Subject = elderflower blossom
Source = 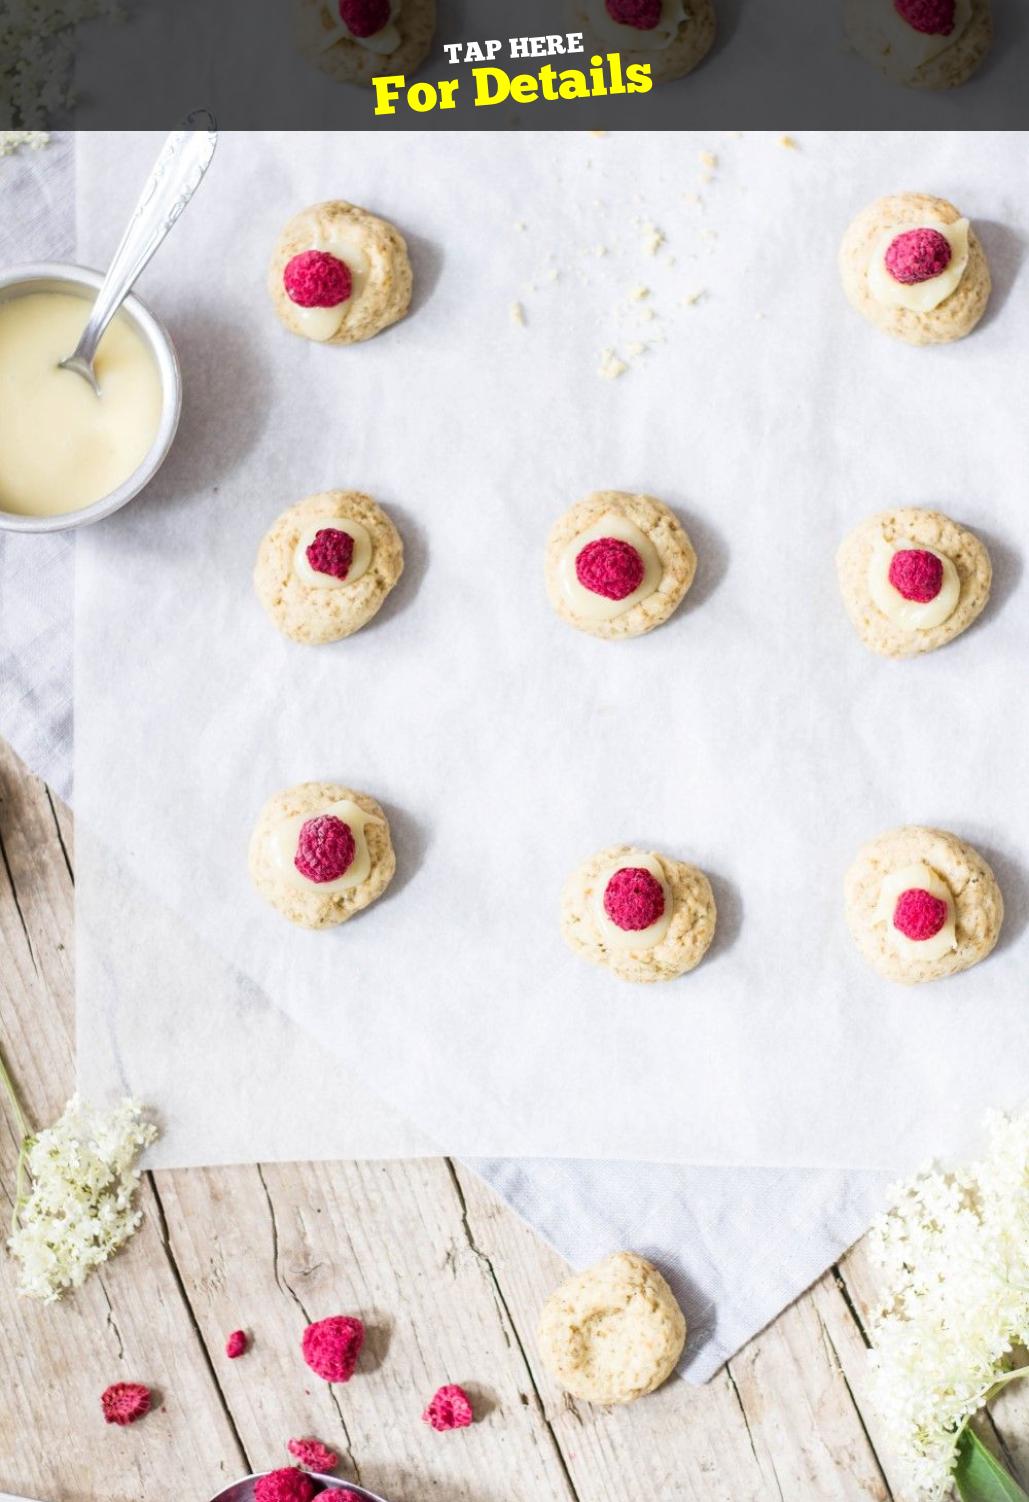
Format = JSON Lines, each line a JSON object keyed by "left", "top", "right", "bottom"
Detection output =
{"left": 0, "top": 130, "right": 50, "bottom": 157}
{"left": 0, "top": 0, "right": 127, "bottom": 128}
{"left": 8, "top": 1095, "right": 157, "bottom": 1303}
{"left": 867, "top": 1110, "right": 1029, "bottom": 1498}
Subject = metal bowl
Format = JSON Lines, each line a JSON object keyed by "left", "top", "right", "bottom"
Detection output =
{"left": 0, "top": 261, "right": 181, "bottom": 534}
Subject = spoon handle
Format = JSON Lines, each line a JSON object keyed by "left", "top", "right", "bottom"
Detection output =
{"left": 73, "top": 110, "right": 218, "bottom": 369}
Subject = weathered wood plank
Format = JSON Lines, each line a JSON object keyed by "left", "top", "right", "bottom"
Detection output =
{"left": 0, "top": 742, "right": 247, "bottom": 1502}
{"left": 155, "top": 1157, "right": 578, "bottom": 1502}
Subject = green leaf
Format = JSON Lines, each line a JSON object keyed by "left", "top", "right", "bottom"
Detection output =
{"left": 955, "top": 1428, "right": 1029, "bottom": 1502}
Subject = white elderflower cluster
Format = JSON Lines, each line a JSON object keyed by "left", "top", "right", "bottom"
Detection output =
{"left": 0, "top": 0, "right": 126, "bottom": 126}
{"left": 8, "top": 1095, "right": 157, "bottom": 1303}
{"left": 867, "top": 1110, "right": 1029, "bottom": 1498}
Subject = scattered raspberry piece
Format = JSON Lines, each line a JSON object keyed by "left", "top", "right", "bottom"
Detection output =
{"left": 339, "top": 0, "right": 391, "bottom": 37}
{"left": 301, "top": 1315, "right": 365, "bottom": 1382}
{"left": 100, "top": 1382, "right": 151, "bottom": 1426}
{"left": 605, "top": 0, "right": 663, "bottom": 27}
{"left": 888, "top": 548, "right": 944, "bottom": 603}
{"left": 254, "top": 1469, "right": 317, "bottom": 1502}
{"left": 287, "top": 1438, "right": 338, "bottom": 1473}
{"left": 884, "top": 227, "right": 952, "bottom": 285}
{"left": 603, "top": 867, "right": 666, "bottom": 932}
{"left": 893, "top": 0, "right": 955, "bottom": 34}
{"left": 575, "top": 537, "right": 645, "bottom": 601}
{"left": 294, "top": 816, "right": 356, "bottom": 885}
{"left": 283, "top": 250, "right": 352, "bottom": 309}
{"left": 422, "top": 1383, "right": 474, "bottom": 1432}
{"left": 306, "top": 527, "right": 355, "bottom": 581}
{"left": 893, "top": 888, "right": 948, "bottom": 942}
{"left": 225, "top": 1329, "right": 248, "bottom": 1359}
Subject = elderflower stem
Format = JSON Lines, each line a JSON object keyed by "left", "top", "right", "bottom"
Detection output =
{"left": 0, "top": 1042, "right": 32, "bottom": 1234}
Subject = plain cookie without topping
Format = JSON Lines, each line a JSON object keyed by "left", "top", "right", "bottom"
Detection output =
{"left": 249, "top": 781, "right": 396, "bottom": 930}
{"left": 836, "top": 507, "right": 991, "bottom": 658}
{"left": 844, "top": 0, "right": 992, "bottom": 89}
{"left": 545, "top": 491, "right": 697, "bottom": 640}
{"left": 570, "top": 0, "right": 716, "bottom": 83}
{"left": 845, "top": 825, "right": 1003, "bottom": 985}
{"left": 839, "top": 192, "right": 991, "bottom": 345}
{"left": 269, "top": 200, "right": 412, "bottom": 345}
{"left": 538, "top": 1252, "right": 686, "bottom": 1405}
{"left": 561, "top": 843, "right": 716, "bottom": 983}
{"left": 294, "top": 0, "right": 436, "bottom": 86}
{"left": 254, "top": 491, "right": 404, "bottom": 645}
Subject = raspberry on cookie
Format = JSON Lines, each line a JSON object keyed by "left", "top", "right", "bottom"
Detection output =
{"left": 839, "top": 192, "right": 991, "bottom": 345}
{"left": 844, "top": 0, "right": 992, "bottom": 89}
{"left": 561, "top": 845, "right": 716, "bottom": 984}
{"left": 545, "top": 491, "right": 697, "bottom": 641}
{"left": 294, "top": 0, "right": 436, "bottom": 87}
{"left": 845, "top": 826, "right": 1003, "bottom": 985}
{"left": 249, "top": 785, "right": 395, "bottom": 930}
{"left": 269, "top": 200, "right": 412, "bottom": 346}
{"left": 570, "top": 0, "right": 717, "bottom": 83}
{"left": 836, "top": 507, "right": 991, "bottom": 659}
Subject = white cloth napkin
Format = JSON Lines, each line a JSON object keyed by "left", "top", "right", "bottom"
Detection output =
{"left": 0, "top": 135, "right": 886, "bottom": 1382}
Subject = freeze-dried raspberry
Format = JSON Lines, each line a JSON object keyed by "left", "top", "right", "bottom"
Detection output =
{"left": 893, "top": 888, "right": 948, "bottom": 941}
{"left": 306, "top": 527, "right": 355, "bottom": 580}
{"left": 302, "top": 1315, "right": 365, "bottom": 1382}
{"left": 283, "top": 250, "right": 352, "bottom": 309}
{"left": 884, "top": 228, "right": 952, "bottom": 285}
{"left": 605, "top": 0, "right": 663, "bottom": 27}
{"left": 287, "top": 1439, "right": 338, "bottom": 1473}
{"left": 339, "top": 0, "right": 392, "bottom": 37}
{"left": 603, "top": 867, "right": 666, "bottom": 932}
{"left": 254, "top": 1469, "right": 317, "bottom": 1502}
{"left": 575, "top": 537, "right": 645, "bottom": 601}
{"left": 226, "top": 1329, "right": 248, "bottom": 1359}
{"left": 422, "top": 1384, "right": 474, "bottom": 1432}
{"left": 894, "top": 0, "right": 956, "bottom": 34}
{"left": 100, "top": 1382, "right": 151, "bottom": 1426}
{"left": 295, "top": 816, "right": 356, "bottom": 885}
{"left": 888, "top": 548, "right": 944, "bottom": 603}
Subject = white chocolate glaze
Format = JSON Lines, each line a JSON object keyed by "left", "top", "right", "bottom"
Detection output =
{"left": 560, "top": 512, "right": 662, "bottom": 621}
{"left": 868, "top": 218, "right": 970, "bottom": 314}
{"left": 589, "top": 852, "right": 673, "bottom": 952}
{"left": 269, "top": 799, "right": 381, "bottom": 893}
{"left": 0, "top": 291, "right": 162, "bottom": 517}
{"left": 874, "top": 861, "right": 957, "bottom": 961}
{"left": 293, "top": 227, "right": 370, "bottom": 342}
{"left": 867, "top": 536, "right": 960, "bottom": 630}
{"left": 293, "top": 517, "right": 373, "bottom": 588}
{"left": 587, "top": 0, "right": 690, "bottom": 50}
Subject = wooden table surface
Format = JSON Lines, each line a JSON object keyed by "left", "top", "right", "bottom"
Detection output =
{"left": 0, "top": 737, "right": 1025, "bottom": 1502}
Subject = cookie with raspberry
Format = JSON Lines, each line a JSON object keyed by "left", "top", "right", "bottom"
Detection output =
{"left": 839, "top": 192, "right": 991, "bottom": 345}
{"left": 545, "top": 491, "right": 697, "bottom": 641}
{"left": 561, "top": 844, "right": 716, "bottom": 984}
{"left": 570, "top": 0, "right": 716, "bottom": 83}
{"left": 249, "top": 782, "right": 396, "bottom": 930}
{"left": 254, "top": 491, "right": 404, "bottom": 646}
{"left": 295, "top": 0, "right": 436, "bottom": 87}
{"left": 844, "top": 0, "right": 992, "bottom": 89}
{"left": 269, "top": 200, "right": 412, "bottom": 346}
{"left": 845, "top": 826, "right": 1003, "bottom": 985}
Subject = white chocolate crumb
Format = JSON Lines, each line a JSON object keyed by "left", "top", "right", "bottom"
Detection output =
{"left": 626, "top": 341, "right": 648, "bottom": 358}
{"left": 681, "top": 290, "right": 707, "bottom": 307}
{"left": 630, "top": 285, "right": 651, "bottom": 302}
{"left": 510, "top": 302, "right": 526, "bottom": 327}
{"left": 599, "top": 349, "right": 628, "bottom": 380}
{"left": 639, "top": 306, "right": 656, "bottom": 323}
{"left": 642, "top": 222, "right": 666, "bottom": 256}
{"left": 594, "top": 244, "right": 608, "bottom": 257}
{"left": 779, "top": 134, "right": 799, "bottom": 150}
{"left": 699, "top": 150, "right": 718, "bottom": 169}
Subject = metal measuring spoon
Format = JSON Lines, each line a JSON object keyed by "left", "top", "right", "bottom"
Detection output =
{"left": 59, "top": 109, "right": 218, "bottom": 395}
{"left": 208, "top": 1474, "right": 390, "bottom": 1502}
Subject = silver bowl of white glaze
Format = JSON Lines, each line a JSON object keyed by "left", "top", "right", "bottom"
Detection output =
{"left": 0, "top": 262, "right": 181, "bottom": 534}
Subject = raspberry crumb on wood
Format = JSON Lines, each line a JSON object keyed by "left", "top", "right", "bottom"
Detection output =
{"left": 100, "top": 1382, "right": 151, "bottom": 1426}
{"left": 422, "top": 1383, "right": 474, "bottom": 1431}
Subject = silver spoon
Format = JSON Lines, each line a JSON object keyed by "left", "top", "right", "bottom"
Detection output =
{"left": 208, "top": 1473, "right": 390, "bottom": 1502}
{"left": 59, "top": 109, "right": 218, "bottom": 395}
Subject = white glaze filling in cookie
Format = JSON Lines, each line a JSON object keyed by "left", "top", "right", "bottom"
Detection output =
{"left": 871, "top": 0, "right": 973, "bottom": 71}
{"left": 867, "top": 219, "right": 970, "bottom": 314}
{"left": 560, "top": 513, "right": 662, "bottom": 621}
{"left": 291, "top": 227, "right": 371, "bottom": 342}
{"left": 867, "top": 536, "right": 960, "bottom": 630}
{"left": 269, "top": 799, "right": 381, "bottom": 893}
{"left": 293, "top": 518, "right": 373, "bottom": 589}
{"left": 316, "top": 0, "right": 402, "bottom": 55}
{"left": 589, "top": 853, "right": 673, "bottom": 952}
{"left": 874, "top": 862, "right": 957, "bottom": 961}
{"left": 587, "top": 0, "right": 690, "bottom": 49}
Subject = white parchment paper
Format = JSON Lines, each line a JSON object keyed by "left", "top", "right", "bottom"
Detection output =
{"left": 76, "top": 130, "right": 1029, "bottom": 1168}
